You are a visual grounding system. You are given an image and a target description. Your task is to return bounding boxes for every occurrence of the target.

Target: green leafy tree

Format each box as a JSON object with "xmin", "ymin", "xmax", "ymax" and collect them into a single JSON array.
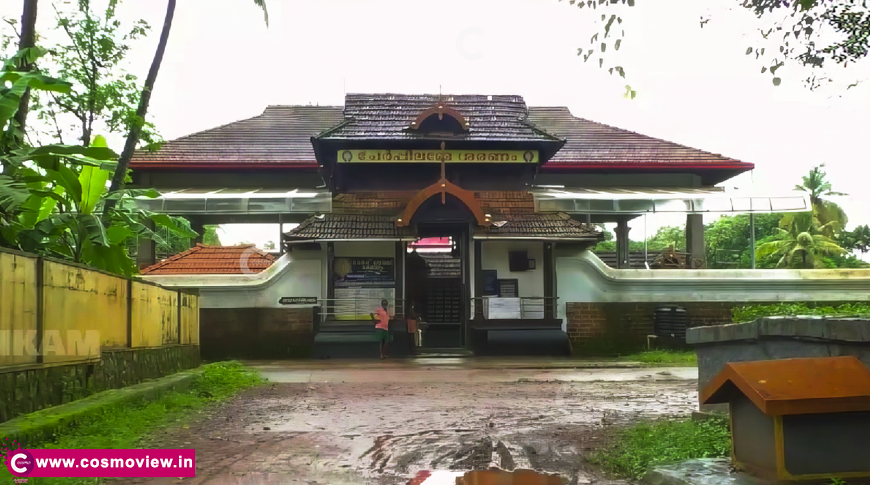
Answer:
[
  {"xmin": 755, "ymin": 212, "xmax": 846, "ymax": 268},
  {"xmin": 104, "ymin": 0, "xmax": 268, "ymax": 220},
  {"xmin": 13, "ymin": 0, "xmax": 38, "ymax": 140},
  {"xmin": 646, "ymin": 225, "xmax": 685, "ymax": 251},
  {"xmin": 704, "ymin": 213, "xmax": 783, "ymax": 268},
  {"xmin": 793, "ymin": 163, "xmax": 848, "ymax": 227},
  {"xmin": 839, "ymin": 224, "xmax": 870, "ymax": 253},
  {"xmin": 560, "ymin": 0, "xmax": 869, "ymax": 89},
  {"xmin": 38, "ymin": 0, "xmax": 159, "ymax": 148},
  {"xmin": 1, "ymin": 47, "xmax": 193, "ymax": 275}
]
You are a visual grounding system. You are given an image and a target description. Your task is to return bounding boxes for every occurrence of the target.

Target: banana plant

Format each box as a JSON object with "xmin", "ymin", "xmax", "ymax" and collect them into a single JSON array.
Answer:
[
  {"xmin": 4, "ymin": 134, "xmax": 193, "ymax": 275},
  {"xmin": 2, "ymin": 47, "xmax": 194, "ymax": 275}
]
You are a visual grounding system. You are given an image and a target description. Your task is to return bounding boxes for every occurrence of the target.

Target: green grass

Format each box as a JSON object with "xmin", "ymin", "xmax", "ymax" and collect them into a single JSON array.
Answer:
[
  {"xmin": 732, "ymin": 302, "xmax": 870, "ymax": 322},
  {"xmin": 1, "ymin": 361, "xmax": 264, "ymax": 485},
  {"xmin": 590, "ymin": 417, "xmax": 731, "ymax": 480},
  {"xmin": 618, "ymin": 350, "xmax": 698, "ymax": 366}
]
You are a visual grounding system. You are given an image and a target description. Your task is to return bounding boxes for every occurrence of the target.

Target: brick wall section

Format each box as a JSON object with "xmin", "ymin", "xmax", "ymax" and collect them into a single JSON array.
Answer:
[
  {"xmin": 0, "ymin": 345, "xmax": 199, "ymax": 424},
  {"xmin": 200, "ymin": 307, "xmax": 315, "ymax": 360},
  {"xmin": 567, "ymin": 302, "xmax": 735, "ymax": 353}
]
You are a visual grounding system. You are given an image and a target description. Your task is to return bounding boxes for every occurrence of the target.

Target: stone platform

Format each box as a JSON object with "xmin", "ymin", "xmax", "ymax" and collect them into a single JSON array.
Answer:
[{"xmin": 687, "ymin": 316, "xmax": 870, "ymax": 412}]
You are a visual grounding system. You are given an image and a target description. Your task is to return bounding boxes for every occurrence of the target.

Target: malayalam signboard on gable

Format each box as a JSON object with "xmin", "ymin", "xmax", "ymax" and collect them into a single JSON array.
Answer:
[{"xmin": 338, "ymin": 150, "xmax": 539, "ymax": 164}]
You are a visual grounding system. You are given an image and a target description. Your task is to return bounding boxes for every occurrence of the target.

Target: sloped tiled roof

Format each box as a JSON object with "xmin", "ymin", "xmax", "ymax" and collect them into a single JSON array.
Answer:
[
  {"xmin": 130, "ymin": 106, "xmax": 343, "ymax": 168},
  {"xmin": 528, "ymin": 107, "xmax": 750, "ymax": 169},
  {"xmin": 483, "ymin": 212, "xmax": 600, "ymax": 238},
  {"xmin": 140, "ymin": 244, "xmax": 276, "ymax": 275},
  {"xmin": 320, "ymin": 94, "xmax": 561, "ymax": 142},
  {"xmin": 284, "ymin": 209, "xmax": 601, "ymax": 241},
  {"xmin": 130, "ymin": 97, "xmax": 751, "ymax": 173},
  {"xmin": 286, "ymin": 215, "xmax": 408, "ymax": 240}
]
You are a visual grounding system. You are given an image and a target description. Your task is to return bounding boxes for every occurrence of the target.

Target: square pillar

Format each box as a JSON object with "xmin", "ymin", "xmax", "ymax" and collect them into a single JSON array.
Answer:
[
  {"xmin": 686, "ymin": 213, "xmax": 705, "ymax": 268},
  {"xmin": 614, "ymin": 219, "xmax": 631, "ymax": 269},
  {"xmin": 395, "ymin": 241, "xmax": 405, "ymax": 317},
  {"xmin": 543, "ymin": 242, "xmax": 556, "ymax": 319}
]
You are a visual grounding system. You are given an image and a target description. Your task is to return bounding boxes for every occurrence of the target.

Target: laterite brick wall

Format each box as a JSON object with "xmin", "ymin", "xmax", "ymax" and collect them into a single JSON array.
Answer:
[
  {"xmin": 566, "ymin": 302, "xmax": 734, "ymax": 353},
  {"xmin": 200, "ymin": 307, "xmax": 315, "ymax": 360}
]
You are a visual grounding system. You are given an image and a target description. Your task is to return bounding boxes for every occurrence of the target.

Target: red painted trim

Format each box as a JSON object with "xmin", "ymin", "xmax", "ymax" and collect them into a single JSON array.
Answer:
[
  {"xmin": 540, "ymin": 161, "xmax": 755, "ymax": 171},
  {"xmin": 129, "ymin": 162, "xmax": 318, "ymax": 170}
]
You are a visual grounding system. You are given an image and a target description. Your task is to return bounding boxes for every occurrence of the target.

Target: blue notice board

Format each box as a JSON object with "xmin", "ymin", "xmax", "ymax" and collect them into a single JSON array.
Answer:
[{"xmin": 482, "ymin": 270, "xmax": 498, "ymax": 296}]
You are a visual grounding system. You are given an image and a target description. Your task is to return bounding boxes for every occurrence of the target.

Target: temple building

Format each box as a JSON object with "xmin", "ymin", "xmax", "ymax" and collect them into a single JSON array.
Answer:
[{"xmin": 134, "ymin": 94, "xmax": 836, "ymax": 359}]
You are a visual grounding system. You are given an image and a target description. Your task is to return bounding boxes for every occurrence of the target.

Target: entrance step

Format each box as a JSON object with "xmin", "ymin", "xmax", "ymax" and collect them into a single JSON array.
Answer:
[{"xmin": 415, "ymin": 348, "xmax": 474, "ymax": 357}]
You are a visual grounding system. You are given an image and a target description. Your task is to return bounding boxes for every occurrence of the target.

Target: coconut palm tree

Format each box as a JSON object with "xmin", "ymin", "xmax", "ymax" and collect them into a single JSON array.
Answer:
[
  {"xmin": 104, "ymin": 0, "xmax": 268, "ymax": 220},
  {"xmin": 794, "ymin": 164, "xmax": 848, "ymax": 227},
  {"xmin": 756, "ymin": 212, "xmax": 847, "ymax": 268}
]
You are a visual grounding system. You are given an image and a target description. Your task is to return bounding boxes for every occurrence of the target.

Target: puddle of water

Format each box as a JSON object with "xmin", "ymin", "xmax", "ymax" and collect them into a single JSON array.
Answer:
[{"xmin": 408, "ymin": 469, "xmax": 564, "ymax": 485}]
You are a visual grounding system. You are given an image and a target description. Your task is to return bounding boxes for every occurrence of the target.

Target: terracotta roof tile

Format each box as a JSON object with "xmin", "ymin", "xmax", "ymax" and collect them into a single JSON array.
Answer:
[{"xmin": 140, "ymin": 244, "xmax": 276, "ymax": 275}]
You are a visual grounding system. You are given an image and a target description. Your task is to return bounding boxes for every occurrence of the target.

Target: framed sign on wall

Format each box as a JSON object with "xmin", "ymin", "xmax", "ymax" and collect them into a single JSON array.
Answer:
[
  {"xmin": 333, "ymin": 257, "xmax": 395, "ymax": 288},
  {"xmin": 482, "ymin": 270, "xmax": 499, "ymax": 296},
  {"xmin": 497, "ymin": 279, "xmax": 519, "ymax": 298}
]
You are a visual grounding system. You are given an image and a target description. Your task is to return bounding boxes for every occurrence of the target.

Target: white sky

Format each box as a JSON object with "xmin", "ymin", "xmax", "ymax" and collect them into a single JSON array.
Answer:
[{"xmin": 4, "ymin": 0, "xmax": 869, "ymax": 247}]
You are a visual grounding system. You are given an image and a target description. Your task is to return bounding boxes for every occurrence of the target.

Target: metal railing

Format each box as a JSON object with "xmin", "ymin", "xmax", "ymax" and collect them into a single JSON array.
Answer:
[
  {"xmin": 317, "ymin": 298, "xmax": 407, "ymax": 323},
  {"xmin": 470, "ymin": 296, "xmax": 559, "ymax": 320}
]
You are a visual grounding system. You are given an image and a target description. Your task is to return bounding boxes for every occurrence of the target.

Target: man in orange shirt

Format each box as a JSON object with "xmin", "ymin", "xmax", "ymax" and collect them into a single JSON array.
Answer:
[{"xmin": 371, "ymin": 299, "xmax": 392, "ymax": 359}]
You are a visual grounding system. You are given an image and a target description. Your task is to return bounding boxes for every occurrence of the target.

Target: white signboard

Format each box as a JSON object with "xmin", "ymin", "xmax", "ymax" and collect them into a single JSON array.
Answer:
[{"xmin": 334, "ymin": 288, "xmax": 395, "ymax": 320}]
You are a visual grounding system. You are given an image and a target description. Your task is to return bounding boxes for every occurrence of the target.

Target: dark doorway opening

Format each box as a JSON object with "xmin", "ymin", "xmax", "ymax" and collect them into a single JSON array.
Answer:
[{"xmin": 407, "ymin": 195, "xmax": 474, "ymax": 351}]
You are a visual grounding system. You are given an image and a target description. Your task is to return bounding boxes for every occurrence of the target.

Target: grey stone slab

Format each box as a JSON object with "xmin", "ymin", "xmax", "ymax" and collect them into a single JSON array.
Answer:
[
  {"xmin": 687, "ymin": 321, "xmax": 759, "ymax": 345},
  {"xmin": 691, "ymin": 316, "xmax": 870, "ymax": 413}
]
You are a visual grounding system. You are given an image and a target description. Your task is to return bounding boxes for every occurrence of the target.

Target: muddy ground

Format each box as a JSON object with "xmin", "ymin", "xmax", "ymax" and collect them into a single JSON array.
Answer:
[{"xmin": 125, "ymin": 364, "xmax": 699, "ymax": 485}]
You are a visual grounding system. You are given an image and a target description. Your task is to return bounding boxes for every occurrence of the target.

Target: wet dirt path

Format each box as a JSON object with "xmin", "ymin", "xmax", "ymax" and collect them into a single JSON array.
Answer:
[{"xmin": 124, "ymin": 363, "xmax": 699, "ymax": 485}]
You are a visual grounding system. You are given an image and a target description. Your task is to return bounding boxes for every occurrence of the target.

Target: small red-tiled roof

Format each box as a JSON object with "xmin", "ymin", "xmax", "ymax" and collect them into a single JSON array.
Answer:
[{"xmin": 140, "ymin": 244, "xmax": 276, "ymax": 275}]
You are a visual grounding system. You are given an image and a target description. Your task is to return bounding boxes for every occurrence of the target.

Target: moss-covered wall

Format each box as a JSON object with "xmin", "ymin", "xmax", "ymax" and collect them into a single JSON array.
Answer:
[{"xmin": 0, "ymin": 345, "xmax": 199, "ymax": 423}]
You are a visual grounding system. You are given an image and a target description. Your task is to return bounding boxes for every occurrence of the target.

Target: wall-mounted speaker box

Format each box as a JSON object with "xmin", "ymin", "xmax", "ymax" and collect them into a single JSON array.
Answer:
[{"xmin": 508, "ymin": 250, "xmax": 529, "ymax": 272}]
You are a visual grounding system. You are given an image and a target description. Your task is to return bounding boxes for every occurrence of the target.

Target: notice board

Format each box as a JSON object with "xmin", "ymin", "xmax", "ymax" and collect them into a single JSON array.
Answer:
[
  {"xmin": 482, "ymin": 270, "xmax": 499, "ymax": 296},
  {"xmin": 333, "ymin": 257, "xmax": 395, "ymax": 288},
  {"xmin": 498, "ymin": 279, "xmax": 519, "ymax": 298}
]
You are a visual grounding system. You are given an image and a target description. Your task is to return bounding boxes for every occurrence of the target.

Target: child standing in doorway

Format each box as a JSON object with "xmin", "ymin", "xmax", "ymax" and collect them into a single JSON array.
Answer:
[{"xmin": 371, "ymin": 299, "xmax": 392, "ymax": 359}]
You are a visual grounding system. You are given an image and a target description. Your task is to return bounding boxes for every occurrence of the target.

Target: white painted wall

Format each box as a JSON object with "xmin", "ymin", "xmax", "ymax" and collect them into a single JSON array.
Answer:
[
  {"xmin": 555, "ymin": 248, "xmax": 870, "ymax": 324},
  {"xmin": 200, "ymin": 252, "xmax": 322, "ymax": 309},
  {"xmin": 480, "ymin": 241, "xmax": 545, "ymax": 298}
]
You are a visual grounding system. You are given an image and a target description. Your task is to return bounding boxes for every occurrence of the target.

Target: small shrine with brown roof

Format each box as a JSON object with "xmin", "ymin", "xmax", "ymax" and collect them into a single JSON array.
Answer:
[
  {"xmin": 131, "ymin": 93, "xmax": 808, "ymax": 359},
  {"xmin": 701, "ymin": 356, "xmax": 870, "ymax": 481}
]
